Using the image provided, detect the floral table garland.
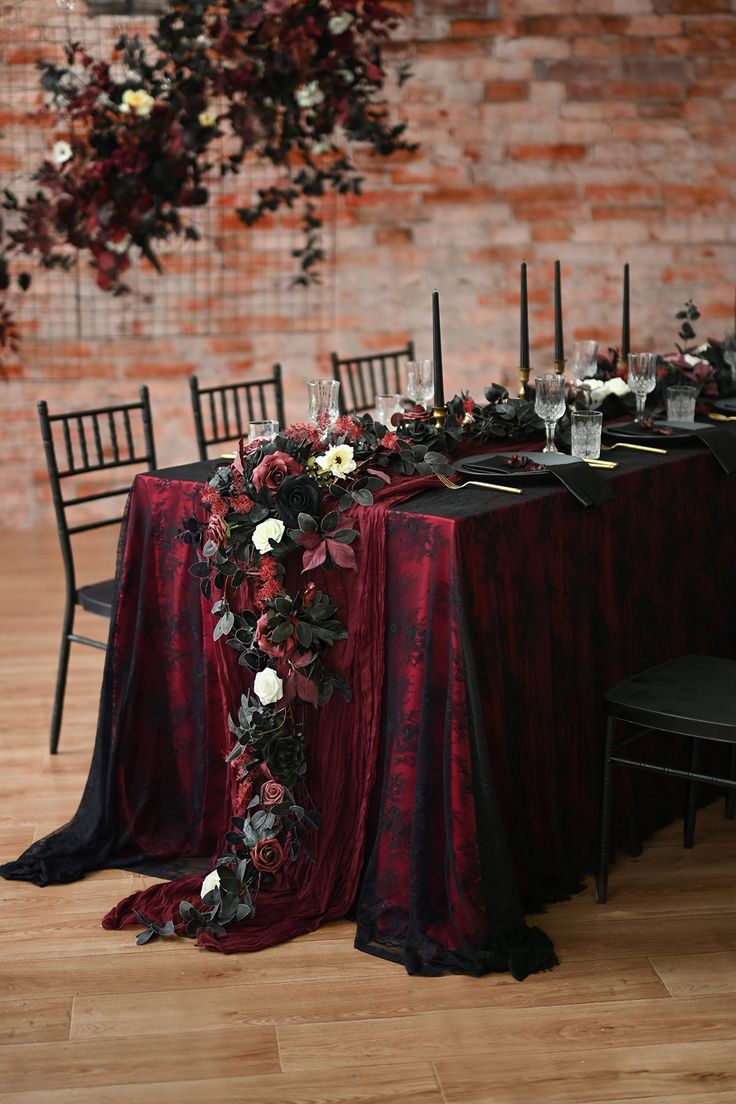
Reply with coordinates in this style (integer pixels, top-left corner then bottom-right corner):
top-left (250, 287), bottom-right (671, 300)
top-left (132, 394), bottom-right (550, 945)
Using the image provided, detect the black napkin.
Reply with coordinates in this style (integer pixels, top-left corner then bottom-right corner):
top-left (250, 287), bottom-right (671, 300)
top-left (464, 456), bottom-right (613, 508)
top-left (688, 424), bottom-right (736, 474)
top-left (536, 457), bottom-right (614, 508)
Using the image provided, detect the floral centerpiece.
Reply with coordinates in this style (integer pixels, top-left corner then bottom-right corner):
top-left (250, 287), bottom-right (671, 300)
top-left (0, 0), bottom-right (415, 359)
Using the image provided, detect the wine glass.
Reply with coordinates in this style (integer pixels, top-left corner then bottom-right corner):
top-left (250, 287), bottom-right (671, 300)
top-left (627, 353), bottom-right (657, 425)
top-left (405, 360), bottom-right (434, 407)
top-left (534, 374), bottom-right (567, 453)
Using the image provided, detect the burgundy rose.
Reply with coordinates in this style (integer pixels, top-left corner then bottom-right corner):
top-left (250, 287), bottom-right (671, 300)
top-left (254, 612), bottom-right (296, 660)
top-left (261, 780), bottom-right (285, 807)
top-left (251, 450), bottom-right (302, 493)
top-left (251, 837), bottom-right (285, 873)
top-left (205, 512), bottom-right (228, 547)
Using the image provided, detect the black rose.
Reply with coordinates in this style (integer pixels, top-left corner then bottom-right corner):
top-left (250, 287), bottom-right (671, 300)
top-left (260, 731), bottom-right (307, 789)
top-left (274, 474), bottom-right (322, 528)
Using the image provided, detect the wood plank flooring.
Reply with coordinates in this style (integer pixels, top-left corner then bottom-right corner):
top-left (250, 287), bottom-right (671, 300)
top-left (1, 529), bottom-right (735, 1103)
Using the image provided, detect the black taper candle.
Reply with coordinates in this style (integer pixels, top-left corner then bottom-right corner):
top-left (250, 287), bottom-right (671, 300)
top-left (432, 289), bottom-right (444, 407)
top-left (554, 259), bottom-right (564, 362)
top-left (520, 261), bottom-right (529, 369)
top-left (621, 262), bottom-right (630, 361)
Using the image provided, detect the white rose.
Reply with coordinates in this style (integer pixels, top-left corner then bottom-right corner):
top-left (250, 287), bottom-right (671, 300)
top-left (121, 88), bottom-right (155, 117)
top-left (315, 444), bottom-right (356, 479)
top-left (254, 667), bottom-right (284, 706)
top-left (296, 81), bottom-right (325, 109)
top-left (328, 12), bottom-right (353, 35)
top-left (200, 869), bottom-right (220, 898)
top-left (52, 140), bottom-right (73, 166)
top-left (252, 517), bottom-right (285, 554)
top-left (589, 376), bottom-right (631, 406)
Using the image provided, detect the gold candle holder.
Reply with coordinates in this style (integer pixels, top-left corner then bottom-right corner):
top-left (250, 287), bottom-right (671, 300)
top-left (432, 405), bottom-right (446, 430)
top-left (518, 365), bottom-right (530, 400)
top-left (554, 357), bottom-right (566, 376)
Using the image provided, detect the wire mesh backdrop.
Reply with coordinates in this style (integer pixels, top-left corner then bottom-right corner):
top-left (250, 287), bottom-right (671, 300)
top-left (0, 0), bottom-right (336, 369)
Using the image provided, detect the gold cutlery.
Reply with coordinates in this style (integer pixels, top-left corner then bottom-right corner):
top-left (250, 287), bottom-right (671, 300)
top-left (586, 458), bottom-right (618, 469)
top-left (709, 412), bottom-right (736, 422)
top-left (436, 473), bottom-right (522, 495)
top-left (602, 442), bottom-right (667, 455)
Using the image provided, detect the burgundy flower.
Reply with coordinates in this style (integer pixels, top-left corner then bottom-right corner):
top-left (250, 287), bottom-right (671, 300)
top-left (251, 450), bottom-right (302, 493)
top-left (205, 512), bottom-right (228, 547)
top-left (261, 780), bottom-right (285, 807)
top-left (254, 612), bottom-right (296, 660)
top-left (251, 837), bottom-right (285, 873)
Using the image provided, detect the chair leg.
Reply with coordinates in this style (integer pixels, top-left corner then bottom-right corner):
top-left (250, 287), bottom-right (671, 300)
top-left (49, 606), bottom-right (74, 755)
top-left (726, 745), bottom-right (736, 821)
top-left (684, 738), bottom-right (699, 849)
top-left (596, 716), bottom-right (616, 904)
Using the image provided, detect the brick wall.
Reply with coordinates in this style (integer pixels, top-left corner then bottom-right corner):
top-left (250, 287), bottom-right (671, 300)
top-left (2, 0), bottom-right (736, 526)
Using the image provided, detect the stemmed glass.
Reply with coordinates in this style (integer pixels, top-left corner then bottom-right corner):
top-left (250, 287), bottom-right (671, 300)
top-left (627, 353), bottom-right (657, 425)
top-left (307, 379), bottom-right (340, 436)
top-left (405, 360), bottom-right (434, 407)
top-left (534, 374), bottom-right (567, 453)
top-left (570, 340), bottom-right (599, 406)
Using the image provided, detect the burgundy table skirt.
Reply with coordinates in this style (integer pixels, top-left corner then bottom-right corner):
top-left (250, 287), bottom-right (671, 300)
top-left (3, 444), bottom-right (735, 979)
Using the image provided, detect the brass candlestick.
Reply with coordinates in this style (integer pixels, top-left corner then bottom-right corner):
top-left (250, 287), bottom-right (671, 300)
top-left (432, 405), bottom-right (446, 430)
top-left (518, 365), bottom-right (530, 400)
top-left (554, 357), bottom-right (566, 376)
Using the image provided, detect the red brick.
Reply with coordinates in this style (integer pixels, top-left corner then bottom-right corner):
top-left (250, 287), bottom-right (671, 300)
top-left (510, 144), bottom-right (588, 162)
top-left (591, 205), bottom-right (665, 221)
top-left (484, 80), bottom-right (529, 101)
top-left (374, 227), bottom-right (414, 245)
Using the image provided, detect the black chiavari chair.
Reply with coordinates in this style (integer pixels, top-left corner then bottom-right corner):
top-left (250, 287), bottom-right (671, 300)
top-left (189, 366), bottom-right (285, 460)
top-left (330, 341), bottom-right (415, 415)
top-left (38, 386), bottom-right (157, 753)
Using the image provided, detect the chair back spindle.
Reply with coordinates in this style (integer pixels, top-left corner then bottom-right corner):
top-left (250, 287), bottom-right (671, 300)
top-left (189, 365), bottom-right (285, 460)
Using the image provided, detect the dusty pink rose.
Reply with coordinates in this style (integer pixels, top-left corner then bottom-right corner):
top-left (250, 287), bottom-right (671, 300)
top-left (261, 780), bottom-right (285, 807)
top-left (251, 450), bottom-right (301, 493)
top-left (251, 837), bottom-right (285, 873)
top-left (205, 513), bottom-right (227, 547)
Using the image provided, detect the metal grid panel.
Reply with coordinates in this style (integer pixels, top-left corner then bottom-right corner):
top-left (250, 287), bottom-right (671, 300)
top-left (0, 0), bottom-right (335, 361)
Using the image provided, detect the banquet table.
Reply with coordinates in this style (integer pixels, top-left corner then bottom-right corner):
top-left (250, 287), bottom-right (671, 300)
top-left (3, 438), bottom-right (736, 979)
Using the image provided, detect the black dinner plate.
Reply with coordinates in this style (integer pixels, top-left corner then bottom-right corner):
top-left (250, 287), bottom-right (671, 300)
top-left (453, 452), bottom-right (578, 485)
top-left (713, 397), bottom-right (736, 415)
top-left (602, 421), bottom-right (696, 445)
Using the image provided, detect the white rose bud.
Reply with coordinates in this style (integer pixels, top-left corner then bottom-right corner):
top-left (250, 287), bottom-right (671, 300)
top-left (254, 667), bottom-right (284, 706)
top-left (252, 517), bottom-right (285, 554)
top-left (200, 869), bottom-right (220, 898)
top-left (328, 12), bottom-right (353, 35)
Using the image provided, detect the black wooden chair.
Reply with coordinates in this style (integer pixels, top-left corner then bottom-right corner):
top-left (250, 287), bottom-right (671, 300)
top-left (39, 387), bottom-right (157, 754)
top-left (596, 655), bottom-right (736, 902)
top-left (330, 341), bottom-right (415, 415)
top-left (189, 366), bottom-right (285, 460)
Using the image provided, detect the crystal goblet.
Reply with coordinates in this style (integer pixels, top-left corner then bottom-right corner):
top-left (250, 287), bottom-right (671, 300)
top-left (534, 373), bottom-right (567, 453)
top-left (307, 379), bottom-right (340, 436)
top-left (627, 353), bottom-right (657, 425)
top-left (405, 360), bottom-right (434, 407)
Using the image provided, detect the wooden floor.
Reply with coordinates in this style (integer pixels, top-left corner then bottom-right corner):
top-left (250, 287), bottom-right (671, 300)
top-left (1, 530), bottom-right (735, 1103)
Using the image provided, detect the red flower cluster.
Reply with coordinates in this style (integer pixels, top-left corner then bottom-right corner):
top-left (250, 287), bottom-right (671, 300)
top-left (254, 556), bottom-right (282, 605)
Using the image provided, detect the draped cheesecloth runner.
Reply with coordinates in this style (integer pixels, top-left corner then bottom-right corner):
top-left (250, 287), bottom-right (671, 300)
top-left (2, 462), bottom-right (556, 976)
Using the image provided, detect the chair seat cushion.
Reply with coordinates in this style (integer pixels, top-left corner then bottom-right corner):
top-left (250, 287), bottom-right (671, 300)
top-left (605, 655), bottom-right (736, 743)
top-left (77, 579), bottom-right (115, 618)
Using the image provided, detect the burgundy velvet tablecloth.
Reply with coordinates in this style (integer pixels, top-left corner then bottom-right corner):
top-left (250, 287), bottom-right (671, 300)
top-left (3, 443), bottom-right (736, 978)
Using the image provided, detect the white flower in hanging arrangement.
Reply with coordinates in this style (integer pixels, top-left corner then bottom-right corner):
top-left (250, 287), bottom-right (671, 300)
top-left (296, 81), bottom-right (325, 109)
top-left (252, 517), bottom-right (286, 554)
top-left (198, 109), bottom-right (217, 128)
top-left (52, 140), bottom-right (73, 166)
top-left (254, 667), bottom-right (284, 706)
top-left (120, 88), bottom-right (155, 118)
top-left (316, 444), bottom-right (356, 479)
top-left (328, 12), bottom-right (353, 35)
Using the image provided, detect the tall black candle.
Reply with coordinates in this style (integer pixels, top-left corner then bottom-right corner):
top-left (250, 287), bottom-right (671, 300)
top-left (432, 289), bottom-right (444, 407)
top-left (621, 262), bottom-right (630, 361)
top-left (520, 261), bottom-right (529, 369)
top-left (554, 259), bottom-right (564, 362)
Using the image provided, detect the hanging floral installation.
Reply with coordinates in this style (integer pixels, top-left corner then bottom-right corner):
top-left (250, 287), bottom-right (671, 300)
top-left (0, 0), bottom-right (415, 357)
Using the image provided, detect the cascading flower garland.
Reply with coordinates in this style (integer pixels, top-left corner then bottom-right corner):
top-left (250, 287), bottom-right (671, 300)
top-left (134, 394), bottom-right (550, 944)
top-left (0, 0), bottom-right (415, 357)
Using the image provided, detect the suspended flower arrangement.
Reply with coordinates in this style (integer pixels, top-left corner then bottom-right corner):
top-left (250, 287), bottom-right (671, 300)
top-left (0, 0), bottom-right (415, 356)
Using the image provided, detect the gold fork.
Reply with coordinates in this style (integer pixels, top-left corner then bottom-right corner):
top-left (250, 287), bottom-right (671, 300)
top-left (435, 472), bottom-right (523, 495)
top-left (602, 442), bottom-right (667, 455)
top-left (709, 412), bottom-right (736, 422)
